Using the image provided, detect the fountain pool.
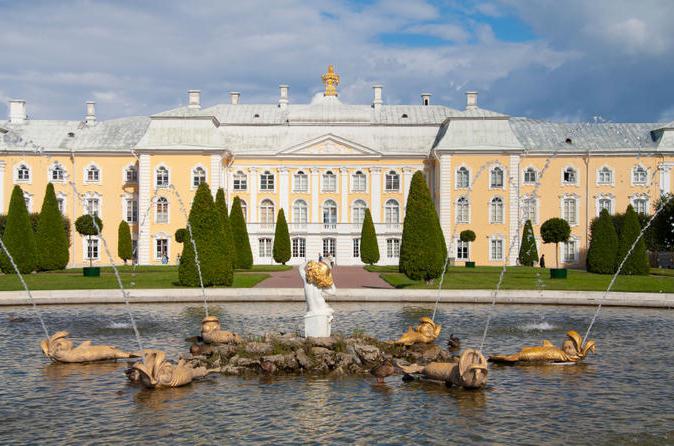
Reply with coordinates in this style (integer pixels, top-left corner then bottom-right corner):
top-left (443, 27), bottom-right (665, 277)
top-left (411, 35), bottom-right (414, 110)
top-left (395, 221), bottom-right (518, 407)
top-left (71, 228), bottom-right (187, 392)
top-left (1, 302), bottom-right (673, 445)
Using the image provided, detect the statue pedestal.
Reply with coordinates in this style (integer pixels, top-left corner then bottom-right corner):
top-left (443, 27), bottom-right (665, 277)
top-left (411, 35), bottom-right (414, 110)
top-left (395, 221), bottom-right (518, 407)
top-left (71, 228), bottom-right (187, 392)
top-left (304, 310), bottom-right (333, 338)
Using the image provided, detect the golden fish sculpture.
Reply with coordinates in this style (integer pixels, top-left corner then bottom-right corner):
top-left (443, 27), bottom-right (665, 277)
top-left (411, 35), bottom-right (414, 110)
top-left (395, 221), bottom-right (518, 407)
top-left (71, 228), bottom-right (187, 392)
top-left (305, 260), bottom-right (334, 289)
top-left (395, 316), bottom-right (442, 345)
top-left (489, 330), bottom-right (596, 364)
top-left (131, 350), bottom-right (213, 389)
top-left (400, 349), bottom-right (488, 389)
top-left (40, 331), bottom-right (136, 363)
top-left (201, 316), bottom-right (242, 345)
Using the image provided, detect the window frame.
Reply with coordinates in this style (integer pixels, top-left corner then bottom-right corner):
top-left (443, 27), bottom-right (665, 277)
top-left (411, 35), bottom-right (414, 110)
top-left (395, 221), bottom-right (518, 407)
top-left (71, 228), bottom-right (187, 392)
top-left (351, 170), bottom-right (367, 192)
top-left (155, 196), bottom-right (169, 224)
top-left (233, 171), bottom-right (248, 191)
top-left (293, 170), bottom-right (308, 193)
top-left (490, 166), bottom-right (504, 189)
top-left (260, 170), bottom-right (275, 191)
top-left (456, 166), bottom-right (470, 189)
top-left (385, 170), bottom-right (400, 192)
top-left (155, 166), bottom-right (170, 188)
top-left (192, 166), bottom-right (207, 188)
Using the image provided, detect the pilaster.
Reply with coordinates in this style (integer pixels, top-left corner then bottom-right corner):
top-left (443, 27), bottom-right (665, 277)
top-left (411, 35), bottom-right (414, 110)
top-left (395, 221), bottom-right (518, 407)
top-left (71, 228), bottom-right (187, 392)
top-left (340, 167), bottom-right (348, 223)
top-left (279, 167), bottom-right (289, 215)
top-left (0, 160), bottom-right (5, 213)
top-left (209, 154), bottom-right (222, 197)
top-left (311, 168), bottom-right (320, 223)
top-left (402, 167), bottom-right (414, 209)
top-left (370, 167), bottom-right (381, 223)
top-left (508, 154), bottom-right (521, 265)
top-left (138, 153), bottom-right (151, 264)
top-left (249, 167), bottom-right (258, 222)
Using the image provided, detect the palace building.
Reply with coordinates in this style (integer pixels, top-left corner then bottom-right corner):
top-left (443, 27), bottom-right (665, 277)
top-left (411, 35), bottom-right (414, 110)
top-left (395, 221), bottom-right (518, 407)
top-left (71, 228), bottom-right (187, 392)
top-left (1, 66), bottom-right (673, 268)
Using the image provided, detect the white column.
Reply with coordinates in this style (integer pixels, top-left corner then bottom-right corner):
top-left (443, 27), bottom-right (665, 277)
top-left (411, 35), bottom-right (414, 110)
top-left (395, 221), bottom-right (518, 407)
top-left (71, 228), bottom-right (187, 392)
top-left (370, 167), bottom-right (381, 223)
top-left (508, 154), bottom-right (521, 265)
top-left (402, 167), bottom-right (414, 209)
top-left (138, 153), bottom-right (151, 265)
top-left (0, 161), bottom-right (5, 213)
top-left (340, 167), bottom-right (348, 224)
top-left (249, 167), bottom-right (258, 222)
top-left (438, 154), bottom-right (452, 249)
top-left (311, 168), bottom-right (320, 223)
top-left (210, 153), bottom-right (222, 196)
top-left (279, 167), bottom-right (289, 215)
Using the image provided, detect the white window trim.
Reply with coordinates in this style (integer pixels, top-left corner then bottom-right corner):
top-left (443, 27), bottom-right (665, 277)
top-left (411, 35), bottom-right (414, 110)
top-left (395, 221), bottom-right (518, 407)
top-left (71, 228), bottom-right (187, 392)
top-left (155, 164), bottom-right (171, 189)
top-left (630, 164), bottom-right (650, 187)
top-left (488, 164), bottom-right (506, 190)
top-left (81, 192), bottom-right (103, 218)
top-left (293, 170), bottom-right (309, 193)
top-left (352, 199), bottom-right (368, 225)
top-left (83, 162), bottom-right (102, 184)
top-left (292, 237), bottom-right (307, 258)
top-left (233, 171), bottom-right (248, 191)
top-left (152, 232), bottom-right (172, 261)
top-left (559, 194), bottom-right (580, 227)
top-left (488, 196), bottom-right (505, 224)
top-left (455, 196), bottom-right (471, 224)
top-left (292, 199), bottom-right (309, 225)
top-left (321, 170), bottom-right (338, 193)
top-left (560, 236), bottom-right (580, 265)
top-left (384, 170), bottom-right (401, 193)
top-left (122, 163), bottom-right (138, 183)
top-left (352, 238), bottom-right (360, 258)
top-left (23, 191), bottom-right (33, 212)
top-left (455, 165), bottom-right (471, 189)
top-left (386, 238), bottom-right (401, 258)
top-left (561, 165), bottom-right (579, 186)
top-left (488, 235), bottom-right (506, 262)
top-left (258, 237), bottom-right (273, 258)
top-left (595, 165), bottom-right (614, 186)
top-left (521, 166), bottom-right (538, 185)
top-left (48, 162), bottom-right (67, 183)
top-left (454, 237), bottom-right (470, 260)
top-left (384, 199), bottom-right (400, 225)
top-left (122, 193), bottom-right (139, 224)
top-left (191, 164), bottom-right (208, 190)
top-left (56, 192), bottom-right (67, 215)
top-left (259, 199), bottom-right (276, 225)
top-left (154, 196), bottom-right (170, 225)
top-left (82, 236), bottom-right (100, 261)
top-left (594, 193), bottom-right (615, 216)
top-left (520, 194), bottom-right (540, 225)
top-left (629, 193), bottom-right (650, 214)
top-left (350, 171), bottom-right (368, 193)
top-left (259, 170), bottom-right (276, 192)
top-left (322, 199), bottom-right (338, 225)
top-left (13, 161), bottom-right (32, 184)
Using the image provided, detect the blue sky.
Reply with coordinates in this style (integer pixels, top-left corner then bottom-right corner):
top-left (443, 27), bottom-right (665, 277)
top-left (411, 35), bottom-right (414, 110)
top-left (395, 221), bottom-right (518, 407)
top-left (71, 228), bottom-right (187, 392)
top-left (0, 0), bottom-right (672, 123)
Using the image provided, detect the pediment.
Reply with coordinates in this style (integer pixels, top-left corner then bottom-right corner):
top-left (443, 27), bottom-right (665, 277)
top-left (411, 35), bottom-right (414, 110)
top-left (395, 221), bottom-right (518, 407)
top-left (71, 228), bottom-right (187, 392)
top-left (276, 134), bottom-right (381, 158)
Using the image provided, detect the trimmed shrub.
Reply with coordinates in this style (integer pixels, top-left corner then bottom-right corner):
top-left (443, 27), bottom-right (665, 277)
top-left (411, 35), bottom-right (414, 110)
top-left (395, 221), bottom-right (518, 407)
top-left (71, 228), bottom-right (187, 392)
top-left (360, 208), bottom-right (380, 265)
top-left (399, 171), bottom-right (447, 281)
top-left (517, 220), bottom-right (538, 267)
top-left (117, 220), bottom-right (133, 265)
top-left (540, 218), bottom-right (570, 269)
top-left (215, 188), bottom-right (237, 270)
top-left (0, 186), bottom-right (37, 274)
top-left (273, 209), bottom-right (291, 265)
top-left (178, 182), bottom-right (232, 286)
top-left (75, 214), bottom-right (103, 268)
top-left (175, 228), bottom-right (187, 243)
top-left (229, 196), bottom-right (253, 269)
top-left (35, 184), bottom-right (69, 271)
top-left (586, 209), bottom-right (618, 274)
top-left (459, 230), bottom-right (476, 243)
top-left (616, 204), bottom-right (649, 275)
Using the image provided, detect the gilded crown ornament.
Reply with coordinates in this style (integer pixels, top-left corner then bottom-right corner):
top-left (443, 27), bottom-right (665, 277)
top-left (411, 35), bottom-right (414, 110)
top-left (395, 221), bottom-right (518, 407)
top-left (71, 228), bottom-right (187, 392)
top-left (321, 64), bottom-right (340, 97)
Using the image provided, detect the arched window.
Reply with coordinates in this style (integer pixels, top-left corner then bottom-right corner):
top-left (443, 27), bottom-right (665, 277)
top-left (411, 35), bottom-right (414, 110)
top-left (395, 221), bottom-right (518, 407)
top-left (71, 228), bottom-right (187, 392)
top-left (155, 197), bottom-right (169, 224)
top-left (456, 167), bottom-right (469, 188)
top-left (385, 199), bottom-right (400, 225)
top-left (563, 167), bottom-right (577, 184)
top-left (16, 164), bottom-right (30, 182)
top-left (490, 197), bottom-right (504, 224)
top-left (352, 200), bottom-right (367, 225)
top-left (385, 170), bottom-right (400, 191)
top-left (352, 170), bottom-right (367, 192)
top-left (598, 198), bottom-right (612, 214)
top-left (490, 167), bottom-right (503, 188)
top-left (233, 171), bottom-right (247, 190)
top-left (322, 170), bottom-right (337, 192)
top-left (322, 199), bottom-right (337, 229)
top-left (125, 165), bottom-right (138, 183)
top-left (522, 197), bottom-right (537, 223)
top-left (156, 166), bottom-right (169, 188)
top-left (192, 166), bottom-right (206, 187)
top-left (598, 167), bottom-right (612, 184)
top-left (293, 199), bottom-right (308, 225)
top-left (633, 166), bottom-right (647, 185)
top-left (260, 170), bottom-right (274, 191)
top-left (294, 170), bottom-right (308, 192)
top-left (86, 165), bottom-right (100, 182)
top-left (240, 199), bottom-right (247, 221)
top-left (51, 163), bottom-right (65, 182)
top-left (260, 199), bottom-right (275, 226)
top-left (523, 167), bottom-right (537, 184)
top-left (563, 197), bottom-right (577, 224)
top-left (456, 197), bottom-right (469, 224)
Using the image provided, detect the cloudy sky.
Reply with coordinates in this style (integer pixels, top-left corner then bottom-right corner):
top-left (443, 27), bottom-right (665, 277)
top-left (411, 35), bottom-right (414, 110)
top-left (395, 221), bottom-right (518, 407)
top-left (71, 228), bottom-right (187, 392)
top-left (1, 0), bottom-right (673, 123)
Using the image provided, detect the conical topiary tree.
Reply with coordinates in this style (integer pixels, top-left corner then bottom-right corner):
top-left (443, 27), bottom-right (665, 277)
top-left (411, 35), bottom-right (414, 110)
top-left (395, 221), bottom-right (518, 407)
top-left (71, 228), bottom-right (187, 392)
top-left (117, 220), bottom-right (133, 265)
top-left (35, 183), bottom-right (69, 271)
top-left (587, 209), bottom-right (618, 274)
top-left (517, 220), bottom-right (538, 267)
top-left (616, 204), bottom-right (649, 275)
top-left (179, 183), bottom-right (232, 286)
top-left (215, 188), bottom-right (237, 271)
top-left (273, 208), bottom-right (291, 265)
top-left (229, 196), bottom-right (253, 269)
top-left (0, 186), bottom-right (37, 274)
top-left (75, 214), bottom-right (103, 268)
top-left (399, 171), bottom-right (447, 281)
top-left (360, 208), bottom-right (379, 265)
top-left (540, 217), bottom-right (571, 269)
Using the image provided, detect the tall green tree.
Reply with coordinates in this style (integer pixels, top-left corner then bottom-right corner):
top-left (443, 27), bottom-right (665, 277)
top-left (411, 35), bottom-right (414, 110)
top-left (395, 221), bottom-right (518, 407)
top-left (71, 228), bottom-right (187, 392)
top-left (360, 208), bottom-right (380, 265)
top-left (616, 204), bottom-right (649, 275)
top-left (586, 209), bottom-right (618, 274)
top-left (117, 220), bottom-right (133, 265)
top-left (540, 218), bottom-right (570, 269)
top-left (399, 171), bottom-right (447, 281)
top-left (215, 188), bottom-right (237, 270)
top-left (0, 186), bottom-right (37, 274)
top-left (179, 183), bottom-right (232, 286)
top-left (35, 183), bottom-right (69, 271)
top-left (649, 194), bottom-right (674, 251)
top-left (517, 220), bottom-right (538, 267)
top-left (229, 196), bottom-right (253, 269)
top-left (273, 208), bottom-right (291, 265)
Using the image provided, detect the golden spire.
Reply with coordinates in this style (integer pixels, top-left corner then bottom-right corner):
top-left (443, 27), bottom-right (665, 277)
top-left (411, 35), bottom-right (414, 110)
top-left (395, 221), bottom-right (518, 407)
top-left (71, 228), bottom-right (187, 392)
top-left (321, 64), bottom-right (340, 97)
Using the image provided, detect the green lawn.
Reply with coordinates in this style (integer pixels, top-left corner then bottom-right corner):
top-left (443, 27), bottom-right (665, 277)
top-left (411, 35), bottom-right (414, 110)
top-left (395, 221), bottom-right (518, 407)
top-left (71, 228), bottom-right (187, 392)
top-left (365, 265), bottom-right (674, 293)
top-left (0, 265), bottom-right (270, 291)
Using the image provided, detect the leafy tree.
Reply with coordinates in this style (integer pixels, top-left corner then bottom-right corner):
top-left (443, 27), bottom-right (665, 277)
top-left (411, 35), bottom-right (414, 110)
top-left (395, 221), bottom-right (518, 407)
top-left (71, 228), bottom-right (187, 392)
top-left (35, 184), bottom-right (70, 271)
top-left (272, 208), bottom-right (291, 265)
top-left (178, 182), bottom-right (232, 286)
top-left (517, 221), bottom-right (538, 267)
top-left (360, 208), bottom-right (380, 265)
top-left (649, 194), bottom-right (674, 251)
top-left (540, 218), bottom-right (571, 269)
top-left (399, 171), bottom-right (447, 281)
top-left (215, 188), bottom-right (237, 269)
top-left (615, 204), bottom-right (649, 275)
top-left (75, 214), bottom-right (103, 268)
top-left (0, 186), bottom-right (37, 274)
top-left (229, 196), bottom-right (253, 269)
top-left (117, 220), bottom-right (133, 265)
top-left (586, 209), bottom-right (618, 274)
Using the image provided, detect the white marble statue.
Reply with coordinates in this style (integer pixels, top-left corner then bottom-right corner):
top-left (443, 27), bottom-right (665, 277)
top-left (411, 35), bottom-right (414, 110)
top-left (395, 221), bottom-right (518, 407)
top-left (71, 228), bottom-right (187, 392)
top-left (299, 260), bottom-right (335, 337)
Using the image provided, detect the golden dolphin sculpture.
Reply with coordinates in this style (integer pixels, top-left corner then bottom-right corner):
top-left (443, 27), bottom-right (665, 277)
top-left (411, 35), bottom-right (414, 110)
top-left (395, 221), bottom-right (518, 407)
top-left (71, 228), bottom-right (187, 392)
top-left (395, 316), bottom-right (442, 345)
top-left (400, 349), bottom-right (488, 389)
top-left (131, 350), bottom-right (213, 389)
top-left (201, 316), bottom-right (242, 345)
top-left (40, 331), bottom-right (136, 363)
top-left (489, 330), bottom-right (596, 364)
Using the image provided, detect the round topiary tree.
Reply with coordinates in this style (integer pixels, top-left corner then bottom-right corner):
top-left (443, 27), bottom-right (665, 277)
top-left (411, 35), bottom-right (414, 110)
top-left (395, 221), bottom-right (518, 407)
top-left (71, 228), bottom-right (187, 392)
top-left (399, 171), bottom-right (447, 281)
top-left (587, 209), bottom-right (618, 274)
top-left (215, 188), bottom-right (237, 270)
top-left (75, 214), bottom-right (103, 268)
top-left (517, 220), bottom-right (538, 267)
top-left (35, 183), bottom-right (69, 271)
top-left (175, 228), bottom-right (187, 243)
top-left (540, 217), bottom-right (571, 269)
top-left (0, 185), bottom-right (37, 274)
top-left (616, 204), bottom-right (649, 275)
top-left (360, 208), bottom-right (380, 265)
top-left (117, 220), bottom-right (133, 265)
top-left (229, 196), bottom-right (253, 269)
top-left (273, 208), bottom-right (291, 265)
top-left (460, 229), bottom-right (476, 264)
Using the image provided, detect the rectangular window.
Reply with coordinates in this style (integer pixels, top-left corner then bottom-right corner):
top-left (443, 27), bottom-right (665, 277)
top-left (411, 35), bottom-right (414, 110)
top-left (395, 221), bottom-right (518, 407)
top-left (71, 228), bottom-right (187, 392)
top-left (259, 238), bottom-right (272, 257)
top-left (386, 238), bottom-right (400, 258)
top-left (522, 198), bottom-right (536, 223)
top-left (292, 238), bottom-right (306, 258)
top-left (126, 199), bottom-right (138, 223)
top-left (156, 238), bottom-right (168, 260)
top-left (490, 239), bottom-right (503, 261)
top-left (260, 173), bottom-right (274, 191)
top-left (456, 241), bottom-right (469, 260)
top-left (233, 174), bottom-right (247, 191)
top-left (322, 238), bottom-right (336, 257)
top-left (294, 174), bottom-right (308, 192)
top-left (57, 198), bottom-right (65, 214)
top-left (564, 240), bottom-right (576, 263)
top-left (598, 199), bottom-right (612, 214)
top-left (563, 198), bottom-right (577, 225)
top-left (86, 238), bottom-right (99, 260)
top-left (86, 198), bottom-right (99, 216)
top-left (322, 173), bottom-right (337, 193)
top-left (633, 199), bottom-right (648, 214)
top-left (385, 172), bottom-right (400, 191)
top-left (353, 238), bottom-right (360, 258)
top-left (352, 173), bottom-right (367, 192)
